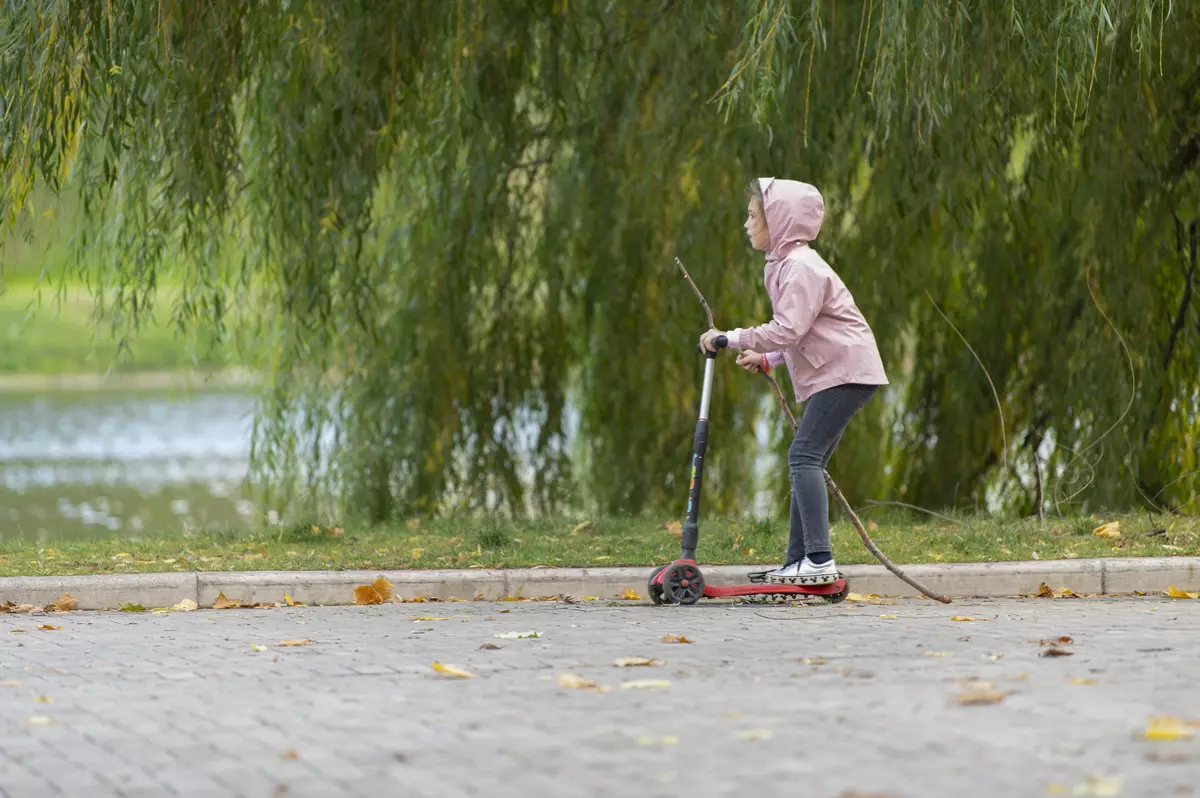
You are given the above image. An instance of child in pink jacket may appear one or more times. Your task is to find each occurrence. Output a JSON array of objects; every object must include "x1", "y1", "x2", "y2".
[{"x1": 699, "y1": 177, "x2": 888, "y2": 585}]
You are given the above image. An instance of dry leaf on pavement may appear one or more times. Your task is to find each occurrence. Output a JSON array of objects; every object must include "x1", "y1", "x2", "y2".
[
  {"x1": 557, "y1": 673, "x2": 609, "y2": 692},
  {"x1": 660, "y1": 634, "x2": 692, "y2": 644},
  {"x1": 50, "y1": 593, "x2": 78, "y2": 612},
  {"x1": 250, "y1": 645, "x2": 268, "y2": 652},
  {"x1": 431, "y1": 662, "x2": 475, "y2": 679},
  {"x1": 1041, "y1": 647, "x2": 1074, "y2": 658},
  {"x1": 119, "y1": 603, "x2": 146, "y2": 612},
  {"x1": 1040, "y1": 636, "x2": 1074, "y2": 646},
  {"x1": 1047, "y1": 775, "x2": 1123, "y2": 797},
  {"x1": 950, "y1": 616, "x2": 988, "y2": 622},
  {"x1": 275, "y1": 639, "x2": 313, "y2": 647},
  {"x1": 171, "y1": 599, "x2": 198, "y2": 612},
  {"x1": 953, "y1": 690, "x2": 1008, "y2": 706},
  {"x1": 213, "y1": 593, "x2": 240, "y2": 610},
  {"x1": 495, "y1": 631, "x2": 541, "y2": 639},
  {"x1": 1068, "y1": 677, "x2": 1098, "y2": 685},
  {"x1": 1166, "y1": 585, "x2": 1200, "y2": 599},
  {"x1": 35, "y1": 624, "x2": 61, "y2": 631},
  {"x1": 613, "y1": 657, "x2": 663, "y2": 667},
  {"x1": 619, "y1": 679, "x2": 671, "y2": 690},
  {"x1": 354, "y1": 577, "x2": 393, "y2": 605},
  {"x1": 1141, "y1": 717, "x2": 1197, "y2": 741},
  {"x1": 621, "y1": 588, "x2": 642, "y2": 601}
]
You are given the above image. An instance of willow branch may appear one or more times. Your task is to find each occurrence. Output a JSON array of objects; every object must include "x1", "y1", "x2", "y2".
[{"x1": 673, "y1": 256, "x2": 951, "y2": 604}]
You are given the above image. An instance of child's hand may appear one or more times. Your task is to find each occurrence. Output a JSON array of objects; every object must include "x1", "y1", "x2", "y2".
[
  {"x1": 736, "y1": 350, "x2": 765, "y2": 373},
  {"x1": 698, "y1": 329, "x2": 726, "y2": 353}
]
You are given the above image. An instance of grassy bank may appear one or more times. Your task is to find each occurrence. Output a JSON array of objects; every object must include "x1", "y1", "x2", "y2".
[
  {"x1": 0, "y1": 283, "x2": 243, "y2": 375},
  {"x1": 1, "y1": 512, "x2": 1196, "y2": 578}
]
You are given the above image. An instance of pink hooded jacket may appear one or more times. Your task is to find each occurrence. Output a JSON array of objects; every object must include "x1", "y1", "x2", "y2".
[{"x1": 725, "y1": 178, "x2": 888, "y2": 402}]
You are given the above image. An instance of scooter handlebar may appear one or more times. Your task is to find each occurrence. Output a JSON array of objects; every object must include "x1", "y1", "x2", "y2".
[{"x1": 696, "y1": 334, "x2": 728, "y2": 355}]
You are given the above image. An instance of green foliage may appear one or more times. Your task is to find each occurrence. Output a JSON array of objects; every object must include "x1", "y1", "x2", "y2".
[{"x1": 2, "y1": 1, "x2": 1197, "y2": 521}]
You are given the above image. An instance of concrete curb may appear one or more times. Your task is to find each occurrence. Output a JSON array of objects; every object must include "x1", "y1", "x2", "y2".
[{"x1": 2, "y1": 557, "x2": 1199, "y2": 610}]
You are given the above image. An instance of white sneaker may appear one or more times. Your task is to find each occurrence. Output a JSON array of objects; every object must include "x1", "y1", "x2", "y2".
[{"x1": 764, "y1": 557, "x2": 839, "y2": 585}]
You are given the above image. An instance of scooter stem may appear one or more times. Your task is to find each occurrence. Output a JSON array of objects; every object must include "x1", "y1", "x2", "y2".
[{"x1": 681, "y1": 335, "x2": 726, "y2": 560}]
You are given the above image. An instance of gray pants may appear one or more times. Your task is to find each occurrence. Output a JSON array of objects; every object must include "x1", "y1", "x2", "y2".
[{"x1": 786, "y1": 383, "x2": 878, "y2": 564}]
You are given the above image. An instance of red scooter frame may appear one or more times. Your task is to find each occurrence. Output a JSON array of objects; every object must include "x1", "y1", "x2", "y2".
[{"x1": 647, "y1": 335, "x2": 849, "y2": 606}]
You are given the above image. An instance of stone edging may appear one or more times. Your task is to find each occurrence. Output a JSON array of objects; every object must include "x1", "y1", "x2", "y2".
[{"x1": 1, "y1": 557, "x2": 1197, "y2": 610}]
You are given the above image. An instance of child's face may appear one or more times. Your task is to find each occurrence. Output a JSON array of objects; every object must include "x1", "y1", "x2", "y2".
[{"x1": 745, "y1": 199, "x2": 770, "y2": 251}]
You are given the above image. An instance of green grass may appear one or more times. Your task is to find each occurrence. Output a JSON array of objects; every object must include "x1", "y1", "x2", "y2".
[
  {"x1": 1, "y1": 511, "x2": 1196, "y2": 578},
  {"x1": 0, "y1": 284, "x2": 243, "y2": 375}
]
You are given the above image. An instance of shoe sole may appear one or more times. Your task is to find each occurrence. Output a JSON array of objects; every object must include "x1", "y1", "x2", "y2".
[{"x1": 764, "y1": 572, "x2": 840, "y2": 586}]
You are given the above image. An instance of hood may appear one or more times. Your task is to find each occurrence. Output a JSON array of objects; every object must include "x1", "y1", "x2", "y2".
[{"x1": 757, "y1": 177, "x2": 825, "y2": 263}]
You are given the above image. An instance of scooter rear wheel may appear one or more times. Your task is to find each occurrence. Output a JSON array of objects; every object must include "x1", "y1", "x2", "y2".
[
  {"x1": 648, "y1": 566, "x2": 667, "y2": 605},
  {"x1": 661, "y1": 562, "x2": 706, "y2": 605},
  {"x1": 824, "y1": 581, "x2": 850, "y2": 604}
]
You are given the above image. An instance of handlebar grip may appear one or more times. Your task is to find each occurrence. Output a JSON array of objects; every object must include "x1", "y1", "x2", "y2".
[{"x1": 696, "y1": 335, "x2": 730, "y2": 355}]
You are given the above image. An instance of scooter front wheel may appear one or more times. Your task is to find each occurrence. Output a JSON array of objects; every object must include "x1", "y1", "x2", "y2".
[
  {"x1": 648, "y1": 565, "x2": 667, "y2": 605},
  {"x1": 661, "y1": 562, "x2": 706, "y2": 605}
]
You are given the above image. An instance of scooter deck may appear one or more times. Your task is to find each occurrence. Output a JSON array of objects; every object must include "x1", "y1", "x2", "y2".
[{"x1": 703, "y1": 580, "x2": 846, "y2": 598}]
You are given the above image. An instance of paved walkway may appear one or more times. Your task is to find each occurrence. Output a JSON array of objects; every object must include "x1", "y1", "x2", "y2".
[{"x1": 0, "y1": 596, "x2": 1197, "y2": 797}]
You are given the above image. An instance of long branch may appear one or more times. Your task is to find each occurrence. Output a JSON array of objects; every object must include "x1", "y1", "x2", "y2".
[{"x1": 675, "y1": 257, "x2": 951, "y2": 604}]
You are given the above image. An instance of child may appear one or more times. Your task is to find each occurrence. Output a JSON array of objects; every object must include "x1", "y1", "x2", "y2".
[{"x1": 699, "y1": 177, "x2": 888, "y2": 585}]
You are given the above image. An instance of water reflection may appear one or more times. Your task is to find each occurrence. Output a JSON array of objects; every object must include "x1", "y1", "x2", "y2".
[{"x1": 0, "y1": 391, "x2": 257, "y2": 540}]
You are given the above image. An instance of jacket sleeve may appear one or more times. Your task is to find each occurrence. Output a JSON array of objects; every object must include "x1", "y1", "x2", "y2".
[
  {"x1": 725, "y1": 265, "x2": 827, "y2": 352},
  {"x1": 765, "y1": 351, "x2": 785, "y2": 368}
]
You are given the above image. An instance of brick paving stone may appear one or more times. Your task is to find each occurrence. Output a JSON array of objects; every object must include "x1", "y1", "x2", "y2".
[{"x1": 0, "y1": 597, "x2": 1197, "y2": 796}]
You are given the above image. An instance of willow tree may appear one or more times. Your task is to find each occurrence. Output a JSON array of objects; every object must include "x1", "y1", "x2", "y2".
[{"x1": 2, "y1": 1, "x2": 1197, "y2": 521}]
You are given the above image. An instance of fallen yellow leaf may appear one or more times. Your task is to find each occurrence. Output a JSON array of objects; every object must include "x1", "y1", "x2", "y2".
[
  {"x1": 1092, "y1": 520, "x2": 1121, "y2": 539},
  {"x1": 621, "y1": 588, "x2": 642, "y2": 601},
  {"x1": 635, "y1": 735, "x2": 678, "y2": 746},
  {"x1": 275, "y1": 639, "x2": 313, "y2": 647},
  {"x1": 845, "y1": 593, "x2": 883, "y2": 602},
  {"x1": 1047, "y1": 775, "x2": 1124, "y2": 797},
  {"x1": 953, "y1": 690, "x2": 1008, "y2": 706},
  {"x1": 620, "y1": 679, "x2": 671, "y2": 690},
  {"x1": 613, "y1": 657, "x2": 663, "y2": 668},
  {"x1": 557, "y1": 673, "x2": 609, "y2": 691},
  {"x1": 354, "y1": 576, "x2": 393, "y2": 605},
  {"x1": 35, "y1": 696, "x2": 53, "y2": 703},
  {"x1": 660, "y1": 634, "x2": 692, "y2": 644},
  {"x1": 662, "y1": 521, "x2": 683, "y2": 540},
  {"x1": 879, "y1": 614, "x2": 900, "y2": 620},
  {"x1": 119, "y1": 603, "x2": 147, "y2": 612},
  {"x1": 1166, "y1": 585, "x2": 1200, "y2": 599},
  {"x1": 923, "y1": 651, "x2": 952, "y2": 658},
  {"x1": 0, "y1": 681, "x2": 24, "y2": 687},
  {"x1": 410, "y1": 616, "x2": 451, "y2": 622},
  {"x1": 35, "y1": 624, "x2": 61, "y2": 631},
  {"x1": 950, "y1": 616, "x2": 988, "y2": 622},
  {"x1": 1068, "y1": 677, "x2": 1098, "y2": 685},
  {"x1": 212, "y1": 593, "x2": 239, "y2": 610},
  {"x1": 1142, "y1": 717, "x2": 1197, "y2": 741},
  {"x1": 800, "y1": 657, "x2": 827, "y2": 665},
  {"x1": 171, "y1": 599, "x2": 198, "y2": 612},
  {"x1": 284, "y1": 593, "x2": 298, "y2": 607},
  {"x1": 250, "y1": 645, "x2": 268, "y2": 652},
  {"x1": 50, "y1": 593, "x2": 78, "y2": 612},
  {"x1": 431, "y1": 662, "x2": 475, "y2": 679}
]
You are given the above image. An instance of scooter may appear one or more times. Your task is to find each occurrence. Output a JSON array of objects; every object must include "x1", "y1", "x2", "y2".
[{"x1": 648, "y1": 335, "x2": 850, "y2": 606}]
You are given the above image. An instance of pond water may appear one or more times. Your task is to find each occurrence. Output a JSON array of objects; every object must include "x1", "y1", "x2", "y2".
[
  {"x1": 0, "y1": 391, "x2": 259, "y2": 541},
  {"x1": 0, "y1": 388, "x2": 785, "y2": 542}
]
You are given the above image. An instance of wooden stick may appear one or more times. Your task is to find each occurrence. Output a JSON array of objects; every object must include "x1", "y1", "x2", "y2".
[{"x1": 674, "y1": 256, "x2": 952, "y2": 604}]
